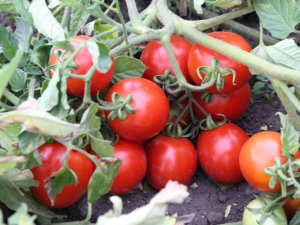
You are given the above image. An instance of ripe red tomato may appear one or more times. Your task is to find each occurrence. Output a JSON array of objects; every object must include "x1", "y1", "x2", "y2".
[
  {"x1": 49, "y1": 36, "x2": 115, "y2": 97},
  {"x1": 197, "y1": 123, "x2": 249, "y2": 184},
  {"x1": 30, "y1": 142, "x2": 94, "y2": 208},
  {"x1": 145, "y1": 134, "x2": 198, "y2": 190},
  {"x1": 192, "y1": 83, "x2": 251, "y2": 121},
  {"x1": 188, "y1": 32, "x2": 252, "y2": 94},
  {"x1": 140, "y1": 35, "x2": 193, "y2": 83},
  {"x1": 282, "y1": 197, "x2": 300, "y2": 219},
  {"x1": 109, "y1": 138, "x2": 147, "y2": 195},
  {"x1": 239, "y1": 131, "x2": 300, "y2": 193},
  {"x1": 105, "y1": 77, "x2": 170, "y2": 142},
  {"x1": 167, "y1": 97, "x2": 190, "y2": 130}
]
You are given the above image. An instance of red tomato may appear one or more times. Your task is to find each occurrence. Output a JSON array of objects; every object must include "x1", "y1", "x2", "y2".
[
  {"x1": 105, "y1": 77, "x2": 170, "y2": 141},
  {"x1": 49, "y1": 36, "x2": 115, "y2": 97},
  {"x1": 140, "y1": 35, "x2": 193, "y2": 83},
  {"x1": 167, "y1": 97, "x2": 190, "y2": 130},
  {"x1": 145, "y1": 135, "x2": 198, "y2": 190},
  {"x1": 282, "y1": 197, "x2": 300, "y2": 219},
  {"x1": 192, "y1": 83, "x2": 251, "y2": 121},
  {"x1": 30, "y1": 142, "x2": 94, "y2": 208},
  {"x1": 188, "y1": 32, "x2": 252, "y2": 94},
  {"x1": 197, "y1": 123, "x2": 249, "y2": 184},
  {"x1": 239, "y1": 131, "x2": 300, "y2": 193},
  {"x1": 109, "y1": 138, "x2": 147, "y2": 195}
]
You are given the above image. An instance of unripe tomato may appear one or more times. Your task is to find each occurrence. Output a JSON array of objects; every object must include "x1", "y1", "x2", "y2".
[
  {"x1": 30, "y1": 142, "x2": 94, "y2": 208},
  {"x1": 49, "y1": 36, "x2": 115, "y2": 97}
]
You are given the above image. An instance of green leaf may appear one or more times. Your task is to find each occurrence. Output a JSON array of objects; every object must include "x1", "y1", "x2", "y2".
[
  {"x1": 13, "y1": 17, "x2": 32, "y2": 52},
  {"x1": 112, "y1": 56, "x2": 146, "y2": 84},
  {"x1": 0, "y1": 24, "x2": 19, "y2": 60},
  {"x1": 4, "y1": 168, "x2": 38, "y2": 189},
  {"x1": 47, "y1": 166, "x2": 77, "y2": 206},
  {"x1": 70, "y1": 5, "x2": 90, "y2": 36},
  {"x1": 0, "y1": 123, "x2": 21, "y2": 152},
  {"x1": 18, "y1": 131, "x2": 44, "y2": 154},
  {"x1": 0, "y1": 48, "x2": 23, "y2": 97},
  {"x1": 31, "y1": 42, "x2": 52, "y2": 69},
  {"x1": 9, "y1": 68, "x2": 27, "y2": 92},
  {"x1": 88, "y1": 159, "x2": 121, "y2": 203},
  {"x1": 86, "y1": 39, "x2": 112, "y2": 73},
  {"x1": 13, "y1": 0, "x2": 33, "y2": 25},
  {"x1": 205, "y1": 0, "x2": 241, "y2": 9},
  {"x1": 0, "y1": 157, "x2": 26, "y2": 175},
  {"x1": 24, "y1": 63, "x2": 43, "y2": 75},
  {"x1": 0, "y1": 0, "x2": 30, "y2": 14},
  {"x1": 7, "y1": 203, "x2": 36, "y2": 225},
  {"x1": 277, "y1": 112, "x2": 300, "y2": 157},
  {"x1": 193, "y1": 0, "x2": 205, "y2": 14},
  {"x1": 92, "y1": 20, "x2": 118, "y2": 39},
  {"x1": 253, "y1": 0, "x2": 300, "y2": 39},
  {"x1": 290, "y1": 206, "x2": 300, "y2": 225},
  {"x1": 28, "y1": 0, "x2": 65, "y2": 41},
  {"x1": 38, "y1": 69, "x2": 70, "y2": 118}
]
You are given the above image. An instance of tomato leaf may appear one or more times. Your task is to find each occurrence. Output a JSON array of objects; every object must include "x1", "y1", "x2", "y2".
[
  {"x1": 13, "y1": 0, "x2": 33, "y2": 26},
  {"x1": 0, "y1": 0, "x2": 30, "y2": 14},
  {"x1": 205, "y1": 0, "x2": 242, "y2": 9},
  {"x1": 112, "y1": 56, "x2": 146, "y2": 84},
  {"x1": 0, "y1": 157, "x2": 26, "y2": 175},
  {"x1": 70, "y1": 2, "x2": 90, "y2": 36},
  {"x1": 28, "y1": 0, "x2": 65, "y2": 41},
  {"x1": 86, "y1": 39, "x2": 112, "y2": 73},
  {"x1": 0, "y1": 123, "x2": 21, "y2": 152},
  {"x1": 87, "y1": 159, "x2": 121, "y2": 203},
  {"x1": 253, "y1": 0, "x2": 300, "y2": 39},
  {"x1": 9, "y1": 68, "x2": 27, "y2": 92},
  {"x1": 0, "y1": 24, "x2": 19, "y2": 60},
  {"x1": 84, "y1": 19, "x2": 119, "y2": 39},
  {"x1": 31, "y1": 41, "x2": 52, "y2": 69},
  {"x1": 277, "y1": 112, "x2": 300, "y2": 157},
  {"x1": 0, "y1": 49, "x2": 23, "y2": 98},
  {"x1": 18, "y1": 131, "x2": 44, "y2": 155},
  {"x1": 192, "y1": 0, "x2": 205, "y2": 14},
  {"x1": 13, "y1": 17, "x2": 32, "y2": 53},
  {"x1": 7, "y1": 203, "x2": 36, "y2": 225},
  {"x1": 290, "y1": 207, "x2": 300, "y2": 225},
  {"x1": 47, "y1": 166, "x2": 77, "y2": 206}
]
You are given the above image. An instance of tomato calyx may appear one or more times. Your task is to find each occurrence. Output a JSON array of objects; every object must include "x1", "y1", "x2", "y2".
[
  {"x1": 246, "y1": 196, "x2": 287, "y2": 225},
  {"x1": 98, "y1": 92, "x2": 135, "y2": 121},
  {"x1": 197, "y1": 58, "x2": 236, "y2": 92},
  {"x1": 199, "y1": 114, "x2": 226, "y2": 130},
  {"x1": 153, "y1": 70, "x2": 183, "y2": 95}
]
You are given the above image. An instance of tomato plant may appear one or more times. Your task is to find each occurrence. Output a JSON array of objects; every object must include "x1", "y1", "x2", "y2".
[
  {"x1": 145, "y1": 134, "x2": 197, "y2": 190},
  {"x1": 30, "y1": 142, "x2": 94, "y2": 208},
  {"x1": 187, "y1": 32, "x2": 252, "y2": 94},
  {"x1": 49, "y1": 36, "x2": 115, "y2": 97},
  {"x1": 242, "y1": 198, "x2": 287, "y2": 225},
  {"x1": 109, "y1": 138, "x2": 147, "y2": 195},
  {"x1": 196, "y1": 123, "x2": 249, "y2": 184},
  {"x1": 104, "y1": 77, "x2": 170, "y2": 141},
  {"x1": 239, "y1": 131, "x2": 300, "y2": 193},
  {"x1": 140, "y1": 35, "x2": 193, "y2": 83},
  {"x1": 192, "y1": 83, "x2": 251, "y2": 121}
]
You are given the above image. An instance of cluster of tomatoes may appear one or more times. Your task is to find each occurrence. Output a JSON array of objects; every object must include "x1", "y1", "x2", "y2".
[{"x1": 28, "y1": 33, "x2": 300, "y2": 222}]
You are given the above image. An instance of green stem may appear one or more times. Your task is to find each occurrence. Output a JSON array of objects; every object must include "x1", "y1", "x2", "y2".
[
  {"x1": 277, "y1": 81, "x2": 300, "y2": 113},
  {"x1": 271, "y1": 79, "x2": 300, "y2": 131},
  {"x1": 0, "y1": 102, "x2": 17, "y2": 111},
  {"x1": 61, "y1": 6, "x2": 71, "y2": 30},
  {"x1": 196, "y1": 8, "x2": 278, "y2": 45},
  {"x1": 2, "y1": 89, "x2": 19, "y2": 106},
  {"x1": 28, "y1": 76, "x2": 37, "y2": 98},
  {"x1": 52, "y1": 4, "x2": 65, "y2": 17}
]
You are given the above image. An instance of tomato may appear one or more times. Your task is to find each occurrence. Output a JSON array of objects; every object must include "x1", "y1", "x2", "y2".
[
  {"x1": 243, "y1": 198, "x2": 287, "y2": 225},
  {"x1": 105, "y1": 77, "x2": 170, "y2": 142},
  {"x1": 109, "y1": 138, "x2": 147, "y2": 195},
  {"x1": 239, "y1": 131, "x2": 300, "y2": 193},
  {"x1": 197, "y1": 123, "x2": 248, "y2": 184},
  {"x1": 140, "y1": 35, "x2": 193, "y2": 83},
  {"x1": 30, "y1": 142, "x2": 94, "y2": 208},
  {"x1": 145, "y1": 134, "x2": 197, "y2": 190},
  {"x1": 167, "y1": 97, "x2": 190, "y2": 130},
  {"x1": 49, "y1": 36, "x2": 115, "y2": 97},
  {"x1": 192, "y1": 83, "x2": 251, "y2": 121},
  {"x1": 282, "y1": 197, "x2": 300, "y2": 219},
  {"x1": 187, "y1": 32, "x2": 252, "y2": 94}
]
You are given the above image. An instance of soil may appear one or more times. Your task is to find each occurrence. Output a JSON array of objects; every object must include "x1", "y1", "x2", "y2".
[{"x1": 0, "y1": 2, "x2": 287, "y2": 225}]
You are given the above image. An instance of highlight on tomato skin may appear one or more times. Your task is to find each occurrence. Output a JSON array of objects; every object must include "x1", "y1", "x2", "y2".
[
  {"x1": 30, "y1": 142, "x2": 94, "y2": 208},
  {"x1": 49, "y1": 35, "x2": 115, "y2": 98}
]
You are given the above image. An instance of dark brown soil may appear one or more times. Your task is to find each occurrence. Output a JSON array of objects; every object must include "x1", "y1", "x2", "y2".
[{"x1": 0, "y1": 3, "x2": 286, "y2": 225}]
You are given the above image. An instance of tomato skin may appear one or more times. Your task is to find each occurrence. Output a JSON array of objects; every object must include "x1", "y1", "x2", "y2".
[
  {"x1": 243, "y1": 198, "x2": 287, "y2": 225},
  {"x1": 109, "y1": 139, "x2": 147, "y2": 195},
  {"x1": 140, "y1": 35, "x2": 193, "y2": 83},
  {"x1": 105, "y1": 78, "x2": 170, "y2": 142},
  {"x1": 187, "y1": 32, "x2": 252, "y2": 94},
  {"x1": 30, "y1": 142, "x2": 94, "y2": 208},
  {"x1": 49, "y1": 36, "x2": 115, "y2": 97},
  {"x1": 282, "y1": 197, "x2": 300, "y2": 219},
  {"x1": 239, "y1": 131, "x2": 300, "y2": 193},
  {"x1": 145, "y1": 135, "x2": 198, "y2": 191},
  {"x1": 192, "y1": 83, "x2": 251, "y2": 121},
  {"x1": 197, "y1": 123, "x2": 249, "y2": 184}
]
